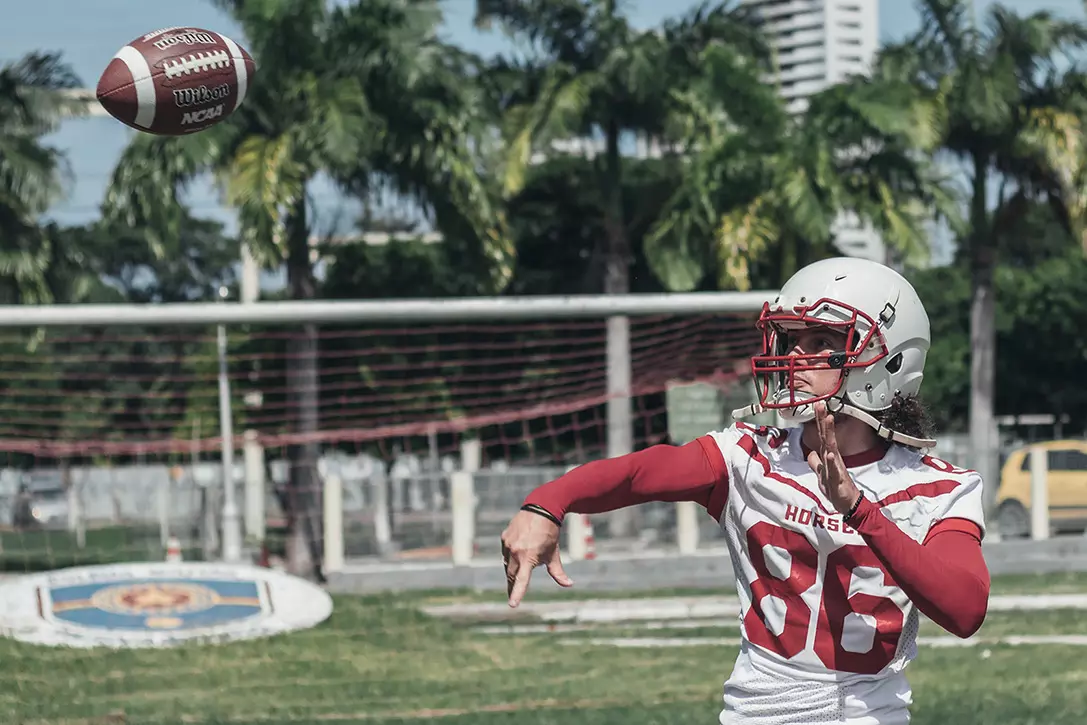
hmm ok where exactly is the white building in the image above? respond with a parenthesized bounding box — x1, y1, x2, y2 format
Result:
(743, 0, 886, 263)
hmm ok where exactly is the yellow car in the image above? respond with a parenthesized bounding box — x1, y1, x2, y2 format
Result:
(995, 439, 1087, 538)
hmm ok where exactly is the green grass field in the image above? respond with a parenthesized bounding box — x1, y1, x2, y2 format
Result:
(0, 526, 206, 572)
(2, 572, 1087, 725)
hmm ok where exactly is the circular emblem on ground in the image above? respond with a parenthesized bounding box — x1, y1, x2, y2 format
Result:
(0, 562, 333, 649)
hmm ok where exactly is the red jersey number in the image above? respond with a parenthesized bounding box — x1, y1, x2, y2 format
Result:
(743, 522, 818, 659)
(745, 523, 904, 674)
(921, 455, 972, 476)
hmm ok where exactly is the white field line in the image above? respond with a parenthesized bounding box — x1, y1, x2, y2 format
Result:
(553, 634, 1087, 649)
(424, 593, 1087, 625)
(472, 619, 745, 635)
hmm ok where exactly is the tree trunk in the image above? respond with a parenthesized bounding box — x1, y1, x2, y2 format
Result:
(780, 236, 798, 287)
(602, 119, 635, 538)
(967, 163, 998, 517)
(284, 197, 325, 581)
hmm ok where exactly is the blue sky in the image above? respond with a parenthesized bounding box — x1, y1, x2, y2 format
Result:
(2, 0, 1084, 242)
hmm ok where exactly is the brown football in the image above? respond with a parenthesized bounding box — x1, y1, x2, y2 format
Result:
(96, 26, 256, 136)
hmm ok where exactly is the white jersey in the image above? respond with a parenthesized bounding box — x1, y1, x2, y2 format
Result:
(704, 423, 986, 725)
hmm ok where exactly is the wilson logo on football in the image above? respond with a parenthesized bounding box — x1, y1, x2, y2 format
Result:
(152, 31, 218, 52)
(181, 104, 224, 125)
(173, 84, 231, 108)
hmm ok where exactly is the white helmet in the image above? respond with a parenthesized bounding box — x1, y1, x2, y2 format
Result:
(732, 257, 935, 448)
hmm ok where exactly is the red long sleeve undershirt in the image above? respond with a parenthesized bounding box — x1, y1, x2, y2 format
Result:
(524, 438, 990, 639)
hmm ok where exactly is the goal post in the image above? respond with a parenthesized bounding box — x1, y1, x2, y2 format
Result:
(0, 291, 775, 574)
(0, 292, 777, 326)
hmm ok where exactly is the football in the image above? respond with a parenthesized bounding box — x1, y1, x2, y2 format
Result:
(96, 27, 256, 136)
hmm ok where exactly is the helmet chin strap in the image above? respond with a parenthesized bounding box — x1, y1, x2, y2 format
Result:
(833, 403, 937, 449)
(730, 402, 767, 419)
(731, 398, 937, 449)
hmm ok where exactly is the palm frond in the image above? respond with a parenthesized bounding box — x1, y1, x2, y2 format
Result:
(411, 112, 516, 290)
(0, 51, 84, 134)
(660, 0, 772, 73)
(215, 0, 329, 76)
(869, 182, 933, 266)
(0, 132, 67, 215)
(0, 50, 83, 304)
(474, 0, 595, 59)
(311, 76, 380, 171)
(1012, 105, 1087, 253)
(695, 43, 786, 138)
(103, 126, 231, 258)
(500, 66, 595, 196)
(225, 133, 307, 263)
(643, 155, 719, 293)
(986, 6, 1087, 78)
(777, 164, 836, 245)
(914, 0, 973, 66)
(716, 194, 779, 291)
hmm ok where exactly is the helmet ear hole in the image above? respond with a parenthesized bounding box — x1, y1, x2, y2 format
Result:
(885, 353, 903, 374)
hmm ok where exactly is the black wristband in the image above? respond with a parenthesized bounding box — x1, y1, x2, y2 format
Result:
(521, 503, 563, 527)
(844, 494, 864, 522)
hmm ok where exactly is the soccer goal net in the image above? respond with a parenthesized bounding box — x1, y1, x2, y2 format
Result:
(0, 294, 769, 573)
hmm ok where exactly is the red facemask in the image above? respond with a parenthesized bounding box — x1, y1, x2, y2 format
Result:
(750, 298, 890, 411)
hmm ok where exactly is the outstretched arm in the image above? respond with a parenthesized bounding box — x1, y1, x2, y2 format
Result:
(501, 437, 729, 608)
(525, 437, 730, 521)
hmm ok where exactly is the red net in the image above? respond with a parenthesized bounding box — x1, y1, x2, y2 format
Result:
(0, 313, 761, 569)
(0, 314, 761, 459)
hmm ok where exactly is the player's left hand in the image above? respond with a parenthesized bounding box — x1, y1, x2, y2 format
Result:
(806, 401, 862, 516)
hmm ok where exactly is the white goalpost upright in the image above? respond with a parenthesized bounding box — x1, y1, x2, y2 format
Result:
(0, 290, 775, 570)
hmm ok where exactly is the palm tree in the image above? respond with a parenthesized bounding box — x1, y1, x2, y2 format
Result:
(478, 0, 771, 290)
(0, 51, 87, 304)
(475, 0, 771, 536)
(104, 0, 511, 577)
(875, 0, 1087, 513)
(645, 42, 959, 293)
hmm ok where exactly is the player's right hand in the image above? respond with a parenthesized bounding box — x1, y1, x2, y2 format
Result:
(500, 509, 573, 608)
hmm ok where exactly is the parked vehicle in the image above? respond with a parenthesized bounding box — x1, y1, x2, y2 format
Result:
(995, 439, 1087, 537)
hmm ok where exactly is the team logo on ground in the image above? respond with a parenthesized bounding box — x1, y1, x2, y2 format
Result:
(0, 562, 333, 648)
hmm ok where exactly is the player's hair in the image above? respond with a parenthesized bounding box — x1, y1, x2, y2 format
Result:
(875, 394, 935, 449)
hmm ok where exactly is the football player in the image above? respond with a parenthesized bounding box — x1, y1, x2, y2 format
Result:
(501, 257, 989, 724)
